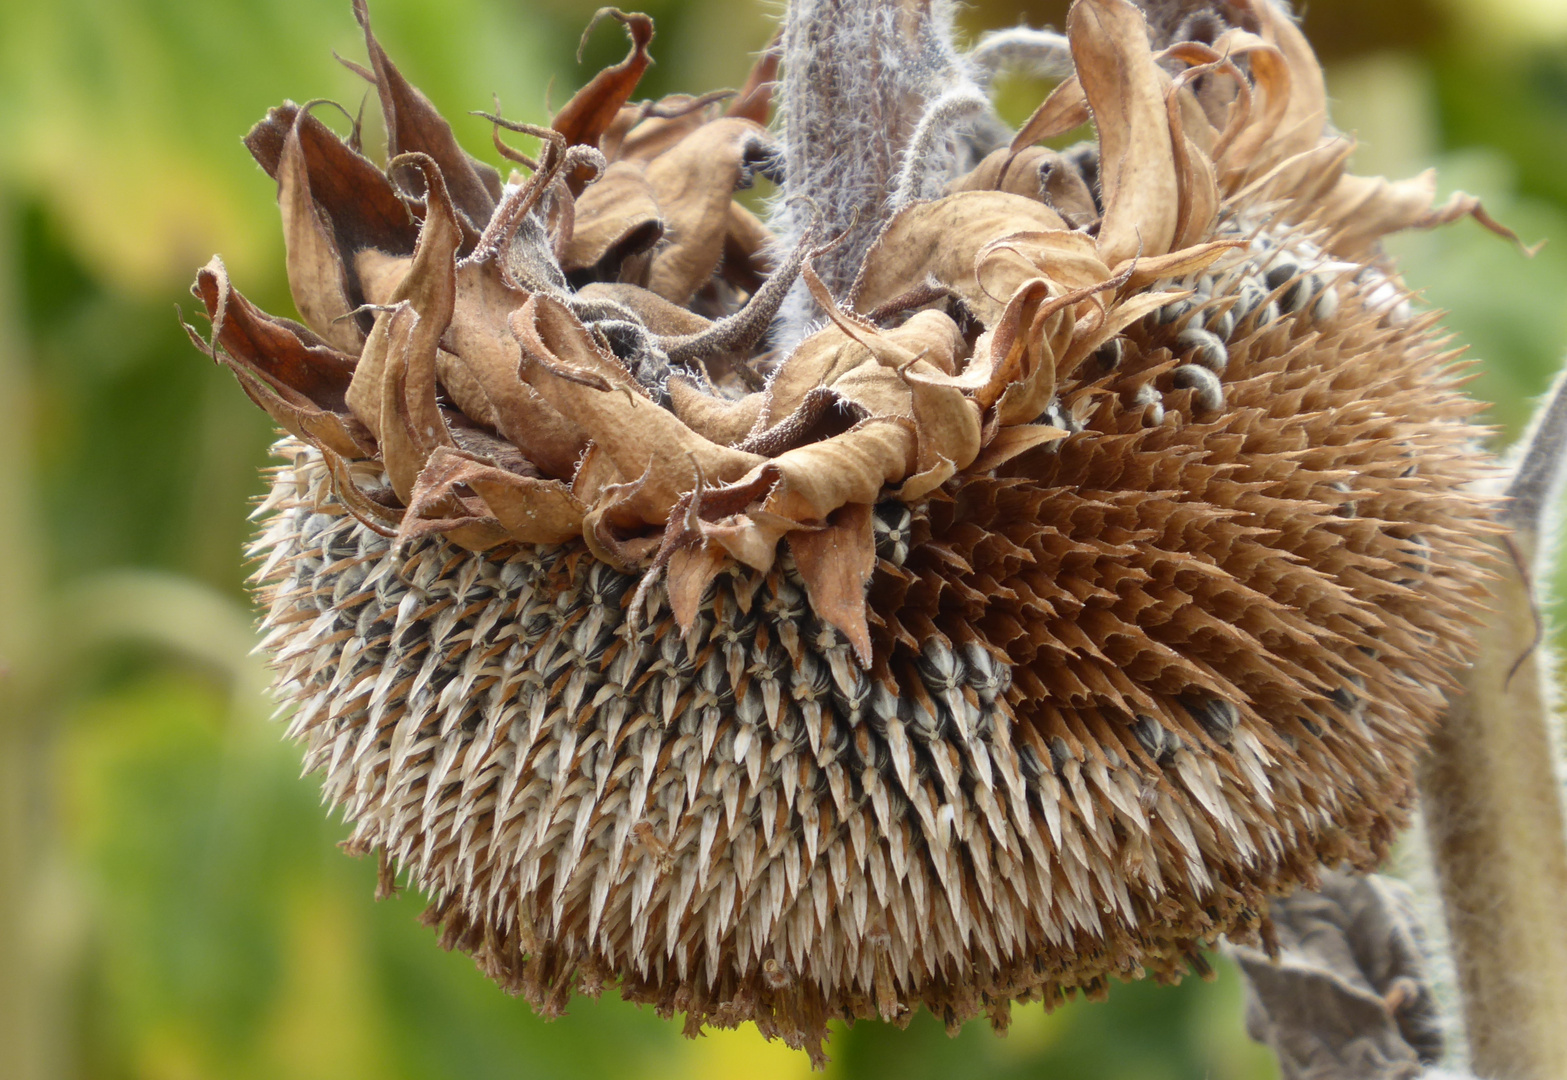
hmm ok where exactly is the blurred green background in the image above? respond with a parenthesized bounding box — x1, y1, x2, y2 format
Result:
(1, 0, 1565, 1077)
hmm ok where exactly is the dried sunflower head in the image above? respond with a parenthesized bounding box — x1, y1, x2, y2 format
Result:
(190, 0, 1510, 1063)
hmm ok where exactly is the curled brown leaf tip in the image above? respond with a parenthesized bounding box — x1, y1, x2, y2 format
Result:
(728, 31, 782, 125)
(553, 8, 655, 190)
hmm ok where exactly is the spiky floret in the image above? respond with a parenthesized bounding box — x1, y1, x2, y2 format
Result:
(201, 0, 1509, 1064)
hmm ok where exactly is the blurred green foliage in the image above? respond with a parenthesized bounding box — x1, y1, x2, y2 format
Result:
(1, 0, 1564, 1078)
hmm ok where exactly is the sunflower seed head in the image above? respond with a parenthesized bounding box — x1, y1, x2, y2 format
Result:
(202, 0, 1513, 1062)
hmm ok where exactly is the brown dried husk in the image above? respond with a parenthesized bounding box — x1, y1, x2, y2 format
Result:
(204, 0, 1507, 1065)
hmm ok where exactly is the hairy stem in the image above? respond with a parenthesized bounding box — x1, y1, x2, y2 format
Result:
(1418, 367, 1567, 1080)
(770, 0, 985, 351)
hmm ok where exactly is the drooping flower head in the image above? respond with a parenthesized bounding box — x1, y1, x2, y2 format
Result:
(191, 0, 1510, 1063)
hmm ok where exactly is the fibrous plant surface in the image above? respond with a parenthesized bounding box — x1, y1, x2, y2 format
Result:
(191, 0, 1508, 1063)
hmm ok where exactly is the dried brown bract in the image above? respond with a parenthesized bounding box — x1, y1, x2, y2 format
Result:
(192, 0, 1509, 1064)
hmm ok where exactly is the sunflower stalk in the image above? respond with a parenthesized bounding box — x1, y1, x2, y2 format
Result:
(769, 0, 999, 350)
(1417, 366, 1567, 1080)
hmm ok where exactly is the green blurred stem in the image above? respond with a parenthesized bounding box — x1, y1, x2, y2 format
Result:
(1419, 373, 1567, 1080)
(0, 191, 59, 1080)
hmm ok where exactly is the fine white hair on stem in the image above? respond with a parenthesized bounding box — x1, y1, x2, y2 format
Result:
(1502, 362, 1567, 531)
(889, 86, 991, 209)
(968, 26, 1073, 83)
(1388, 816, 1471, 1070)
(1416, 353, 1567, 1080)
(768, 0, 987, 353)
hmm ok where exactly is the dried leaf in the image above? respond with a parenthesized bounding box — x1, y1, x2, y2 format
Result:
(755, 417, 917, 523)
(952, 146, 1053, 201)
(698, 511, 791, 572)
(378, 303, 447, 503)
(353, 0, 501, 230)
(1207, 29, 1292, 182)
(277, 107, 363, 353)
(369, 155, 463, 503)
(354, 249, 412, 304)
(788, 502, 876, 664)
(1060, 285, 1179, 375)
(968, 423, 1069, 472)
(513, 295, 764, 521)
(1159, 42, 1255, 167)
(420, 445, 586, 544)
(1043, 158, 1101, 229)
(851, 192, 1069, 325)
(951, 146, 1102, 231)
(571, 442, 623, 507)
(643, 118, 774, 304)
(1112, 238, 1242, 293)
(904, 362, 983, 475)
(1316, 170, 1535, 260)
(1228, 134, 1355, 214)
(577, 282, 709, 340)
(829, 362, 916, 419)
(992, 298, 1064, 426)
(1008, 73, 1088, 158)
(398, 446, 510, 551)
(605, 98, 713, 165)
(975, 228, 1111, 302)
(345, 300, 393, 435)
(668, 377, 765, 446)
(190, 257, 370, 459)
(721, 201, 776, 292)
(319, 448, 402, 533)
(447, 260, 590, 477)
(727, 34, 780, 125)
(514, 290, 649, 388)
(562, 160, 665, 278)
(1246, 0, 1327, 167)
(1070, 0, 1178, 265)
(243, 102, 417, 259)
(1165, 72, 1221, 251)
(1229, 871, 1444, 1080)
(667, 540, 729, 631)
(935, 278, 1054, 407)
(433, 348, 497, 428)
(762, 324, 872, 424)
